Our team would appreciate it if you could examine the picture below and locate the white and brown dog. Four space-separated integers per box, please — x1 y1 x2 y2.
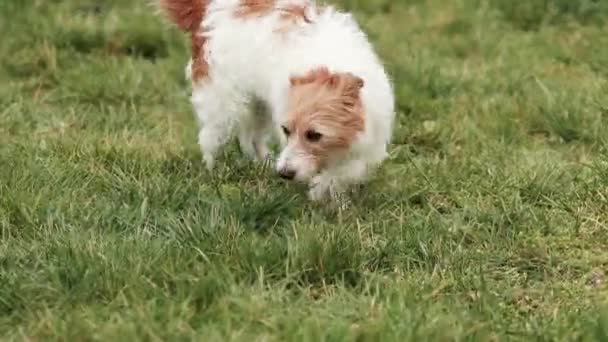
160 0 394 201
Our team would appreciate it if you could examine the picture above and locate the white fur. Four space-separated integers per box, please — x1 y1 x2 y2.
186 0 394 201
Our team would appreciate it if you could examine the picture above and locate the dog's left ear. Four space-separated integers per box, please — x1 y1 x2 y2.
337 73 364 99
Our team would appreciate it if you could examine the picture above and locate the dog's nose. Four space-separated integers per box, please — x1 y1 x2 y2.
278 168 296 180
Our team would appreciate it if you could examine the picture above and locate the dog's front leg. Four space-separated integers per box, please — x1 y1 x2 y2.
308 174 332 202
308 175 353 210
308 159 369 206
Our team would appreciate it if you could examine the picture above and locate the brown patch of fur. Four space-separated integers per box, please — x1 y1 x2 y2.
286 67 365 168
279 4 312 23
235 0 276 18
235 0 315 32
159 0 207 32
191 33 209 82
274 5 313 33
159 0 210 83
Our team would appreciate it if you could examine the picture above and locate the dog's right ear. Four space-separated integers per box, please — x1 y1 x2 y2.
290 67 331 86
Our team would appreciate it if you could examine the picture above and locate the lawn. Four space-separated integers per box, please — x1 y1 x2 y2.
1 0 608 340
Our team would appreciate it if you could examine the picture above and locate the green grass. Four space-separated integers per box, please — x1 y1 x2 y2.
1 0 608 340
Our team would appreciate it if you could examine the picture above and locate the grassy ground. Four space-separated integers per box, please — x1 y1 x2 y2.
1 0 608 340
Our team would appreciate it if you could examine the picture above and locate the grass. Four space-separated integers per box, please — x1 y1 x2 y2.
1 0 608 340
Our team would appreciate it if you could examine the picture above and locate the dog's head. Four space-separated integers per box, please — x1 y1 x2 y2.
276 67 365 181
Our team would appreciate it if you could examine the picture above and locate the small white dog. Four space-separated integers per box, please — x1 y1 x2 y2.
160 0 394 201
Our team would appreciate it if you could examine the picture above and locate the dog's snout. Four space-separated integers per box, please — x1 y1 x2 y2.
278 168 296 180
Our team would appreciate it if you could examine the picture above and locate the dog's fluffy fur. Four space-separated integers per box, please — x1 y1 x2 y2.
160 0 394 201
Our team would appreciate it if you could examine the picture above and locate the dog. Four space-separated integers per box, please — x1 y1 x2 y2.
159 0 395 202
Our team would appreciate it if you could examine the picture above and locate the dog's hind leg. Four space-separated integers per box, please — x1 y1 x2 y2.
237 98 273 162
191 82 245 170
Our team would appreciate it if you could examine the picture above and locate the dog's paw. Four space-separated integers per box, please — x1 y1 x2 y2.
260 153 274 170
331 190 352 211
308 176 329 201
308 177 352 210
203 156 215 171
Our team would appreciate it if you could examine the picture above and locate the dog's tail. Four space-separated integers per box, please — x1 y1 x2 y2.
159 0 208 32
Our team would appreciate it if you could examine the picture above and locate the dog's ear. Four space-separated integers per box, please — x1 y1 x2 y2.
290 67 331 86
340 73 364 98
290 69 364 102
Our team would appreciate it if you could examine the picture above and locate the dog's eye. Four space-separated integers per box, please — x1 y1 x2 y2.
281 125 291 137
305 130 323 142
